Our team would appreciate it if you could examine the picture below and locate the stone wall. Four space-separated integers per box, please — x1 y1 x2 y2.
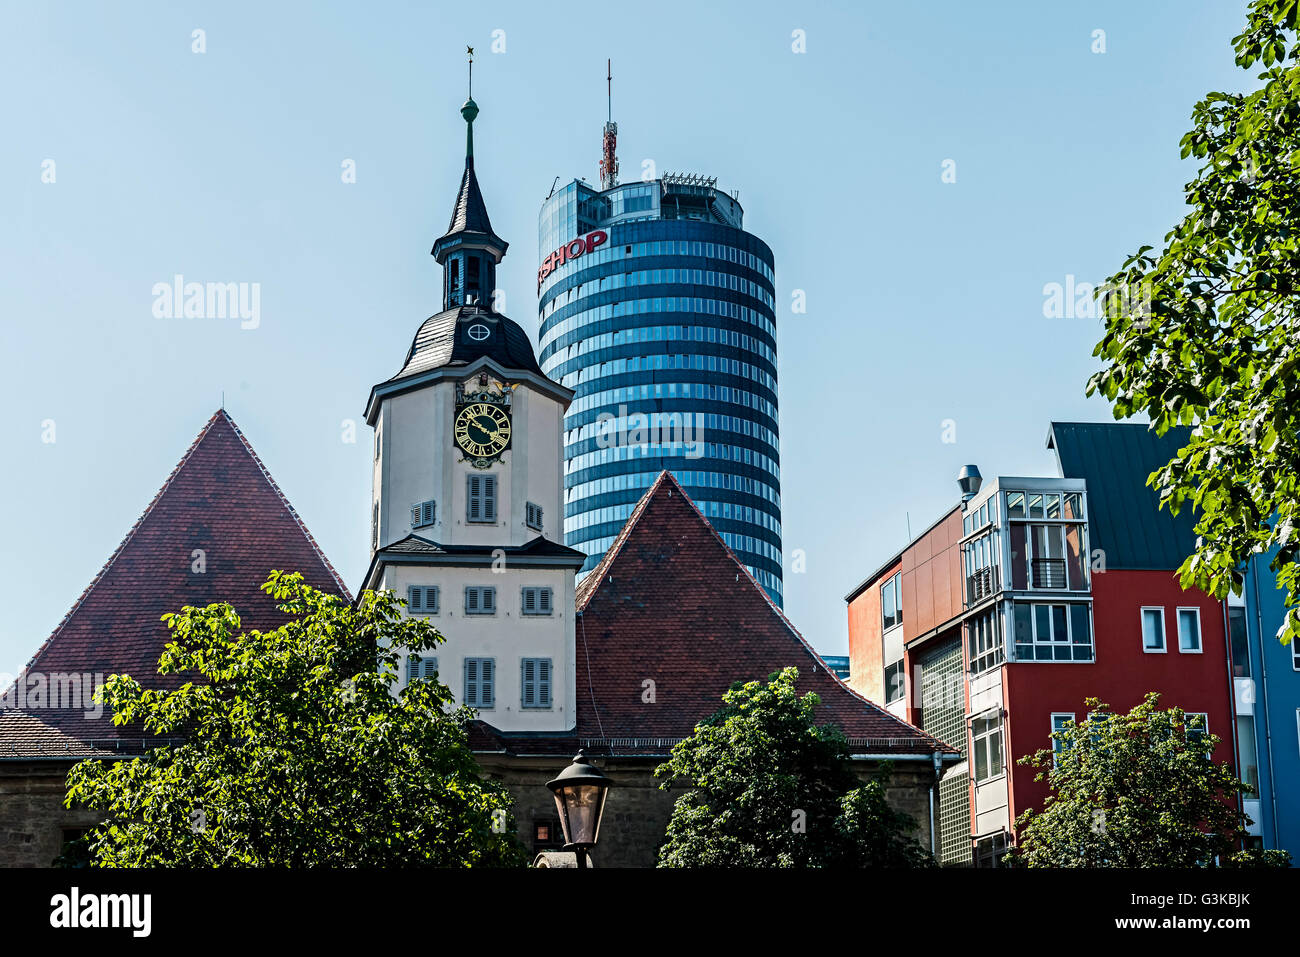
1 754 939 868
0 761 99 868
479 753 938 868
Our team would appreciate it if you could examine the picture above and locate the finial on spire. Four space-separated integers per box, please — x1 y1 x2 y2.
461 45 479 161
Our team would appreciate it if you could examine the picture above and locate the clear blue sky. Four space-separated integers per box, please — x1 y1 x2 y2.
0 1 1253 675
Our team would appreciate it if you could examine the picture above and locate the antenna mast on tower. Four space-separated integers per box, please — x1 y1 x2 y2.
599 59 619 191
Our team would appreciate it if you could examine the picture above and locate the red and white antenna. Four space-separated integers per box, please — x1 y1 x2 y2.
599 59 619 191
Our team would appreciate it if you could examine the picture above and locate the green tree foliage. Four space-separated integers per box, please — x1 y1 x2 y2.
1010 693 1289 868
1087 0 1300 646
654 667 931 868
64 571 525 867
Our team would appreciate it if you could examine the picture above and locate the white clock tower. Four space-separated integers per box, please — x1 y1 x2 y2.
360 90 584 734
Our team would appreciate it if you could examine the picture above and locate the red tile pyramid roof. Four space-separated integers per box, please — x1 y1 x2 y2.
0 410 348 758
571 471 955 755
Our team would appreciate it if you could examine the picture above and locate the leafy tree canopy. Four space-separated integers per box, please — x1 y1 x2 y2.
654 667 931 868
64 571 526 867
1010 693 1289 868
1087 0 1300 646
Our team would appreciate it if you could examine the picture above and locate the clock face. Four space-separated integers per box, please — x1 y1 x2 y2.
454 401 511 461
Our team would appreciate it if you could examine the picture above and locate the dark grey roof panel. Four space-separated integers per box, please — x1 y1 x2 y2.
1048 422 1197 571
392 305 543 380
447 161 495 237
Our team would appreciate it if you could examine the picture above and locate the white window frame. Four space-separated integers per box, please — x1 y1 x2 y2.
1185 712 1210 751
881 572 902 632
971 711 1005 784
1141 606 1167 654
1013 602 1094 662
1050 712 1075 765
884 659 906 704
1176 606 1203 654
968 609 1003 674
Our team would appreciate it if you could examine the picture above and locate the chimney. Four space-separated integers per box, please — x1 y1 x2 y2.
957 464 983 502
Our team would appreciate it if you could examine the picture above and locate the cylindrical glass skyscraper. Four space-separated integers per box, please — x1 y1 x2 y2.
538 175 782 605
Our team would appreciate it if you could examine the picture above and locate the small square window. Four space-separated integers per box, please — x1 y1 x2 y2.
407 585 439 615
465 586 497 615
411 500 436 529
521 587 553 616
406 655 439 684
1007 492 1026 518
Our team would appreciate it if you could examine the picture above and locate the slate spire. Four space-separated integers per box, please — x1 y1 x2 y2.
432 49 507 309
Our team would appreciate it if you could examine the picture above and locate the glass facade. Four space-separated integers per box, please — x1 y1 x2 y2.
538 179 782 604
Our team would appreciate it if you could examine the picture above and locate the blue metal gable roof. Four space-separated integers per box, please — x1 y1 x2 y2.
1047 422 1198 572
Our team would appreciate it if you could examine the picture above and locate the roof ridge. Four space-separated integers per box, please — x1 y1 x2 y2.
18 410 349 681
575 470 673 609
578 470 955 752
658 472 954 750
19 410 227 676
223 415 351 599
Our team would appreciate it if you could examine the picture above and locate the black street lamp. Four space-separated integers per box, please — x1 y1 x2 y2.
545 750 612 869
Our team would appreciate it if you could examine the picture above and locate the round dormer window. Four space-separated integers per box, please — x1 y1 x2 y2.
467 323 490 342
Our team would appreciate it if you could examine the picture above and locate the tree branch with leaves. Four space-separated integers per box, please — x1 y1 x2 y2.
1087 0 1300 647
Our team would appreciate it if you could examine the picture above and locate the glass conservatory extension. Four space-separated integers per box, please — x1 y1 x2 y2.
960 478 1094 670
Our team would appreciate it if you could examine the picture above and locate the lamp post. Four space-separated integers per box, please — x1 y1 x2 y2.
545 750 612 869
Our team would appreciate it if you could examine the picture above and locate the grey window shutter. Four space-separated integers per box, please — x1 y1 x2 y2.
484 476 497 521
539 658 551 707
429 586 439 614
423 501 435 525
522 658 535 707
484 588 495 613
522 588 535 614
406 656 416 684
466 587 478 614
467 476 479 521
411 504 421 527
465 658 478 705
409 586 422 613
482 659 494 707
540 588 552 614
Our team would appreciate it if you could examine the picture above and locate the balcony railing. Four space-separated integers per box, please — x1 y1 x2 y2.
966 564 1000 604
1031 558 1067 589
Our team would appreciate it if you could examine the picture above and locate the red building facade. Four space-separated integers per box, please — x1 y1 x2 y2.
846 422 1238 865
